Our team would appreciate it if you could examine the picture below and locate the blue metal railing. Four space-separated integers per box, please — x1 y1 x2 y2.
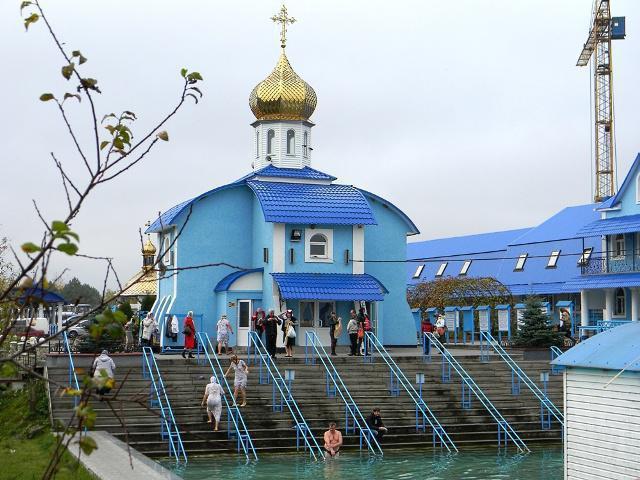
480 332 564 429
426 333 530 452
141 347 188 463
247 332 324 460
196 332 258 460
550 346 565 375
62 331 80 407
363 332 458 452
304 331 383 456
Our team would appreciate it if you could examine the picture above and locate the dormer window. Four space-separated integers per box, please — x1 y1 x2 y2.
435 262 448 277
514 254 527 271
578 247 593 266
547 250 560 268
305 228 333 263
412 265 424 279
459 260 472 276
267 129 275 155
287 129 295 155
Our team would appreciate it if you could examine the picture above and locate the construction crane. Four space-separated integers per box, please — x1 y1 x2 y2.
577 1 625 202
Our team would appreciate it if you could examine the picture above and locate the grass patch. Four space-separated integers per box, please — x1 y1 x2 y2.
0 380 94 479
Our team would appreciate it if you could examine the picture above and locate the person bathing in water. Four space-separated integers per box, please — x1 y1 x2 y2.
323 421 343 458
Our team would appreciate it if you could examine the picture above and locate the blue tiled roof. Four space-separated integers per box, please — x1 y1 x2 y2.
357 189 420 235
214 268 263 292
552 321 640 371
17 287 65 304
577 213 640 237
509 204 599 244
147 198 193 233
248 181 376 225
252 165 336 181
508 282 569 295
271 273 388 301
563 273 640 290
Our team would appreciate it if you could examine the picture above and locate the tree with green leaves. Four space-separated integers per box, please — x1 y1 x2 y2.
512 297 564 348
117 301 133 320
408 276 512 312
60 277 101 306
140 295 155 312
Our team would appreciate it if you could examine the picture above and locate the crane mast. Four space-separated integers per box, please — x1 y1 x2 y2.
577 1 625 203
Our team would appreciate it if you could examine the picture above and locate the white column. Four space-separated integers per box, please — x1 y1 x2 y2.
580 290 590 326
604 288 615 321
631 288 640 322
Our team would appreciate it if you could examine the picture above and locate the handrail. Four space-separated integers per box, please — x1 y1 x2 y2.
550 346 565 375
480 332 564 427
305 331 383 456
141 347 188 463
364 332 458 452
196 332 258 460
426 333 530 453
62 331 80 407
247 332 324 460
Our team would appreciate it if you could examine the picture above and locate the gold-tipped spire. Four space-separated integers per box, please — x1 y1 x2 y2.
249 5 317 121
271 4 296 49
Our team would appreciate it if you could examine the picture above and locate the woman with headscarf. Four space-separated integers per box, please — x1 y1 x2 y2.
200 376 224 431
141 312 157 347
182 310 196 359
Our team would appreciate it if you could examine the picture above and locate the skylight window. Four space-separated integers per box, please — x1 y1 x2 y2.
578 247 593 266
547 250 561 268
460 260 472 276
412 264 424 279
435 262 448 277
514 254 528 271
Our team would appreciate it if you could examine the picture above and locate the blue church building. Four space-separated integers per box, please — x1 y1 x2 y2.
146 30 419 349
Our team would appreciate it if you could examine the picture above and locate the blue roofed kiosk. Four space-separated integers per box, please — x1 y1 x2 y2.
145 9 418 349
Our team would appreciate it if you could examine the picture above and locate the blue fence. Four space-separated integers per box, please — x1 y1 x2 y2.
196 332 258 460
480 332 564 430
305 331 383 456
141 347 188 463
62 331 80 407
363 332 458 452
247 332 324 460
425 333 530 452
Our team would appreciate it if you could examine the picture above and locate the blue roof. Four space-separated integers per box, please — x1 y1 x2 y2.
214 268 263 292
271 273 388 301
147 198 193 233
509 204 598 245
248 181 377 225
17 287 66 304
357 188 420 235
563 273 640 290
552 321 640 371
253 165 336 181
508 282 569 295
577 213 640 237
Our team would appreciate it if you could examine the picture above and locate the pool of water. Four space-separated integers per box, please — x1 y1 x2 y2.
161 446 563 480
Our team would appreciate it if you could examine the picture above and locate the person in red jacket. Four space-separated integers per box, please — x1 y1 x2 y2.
182 310 196 359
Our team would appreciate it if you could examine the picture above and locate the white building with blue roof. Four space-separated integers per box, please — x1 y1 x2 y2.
552 322 640 479
145 15 418 349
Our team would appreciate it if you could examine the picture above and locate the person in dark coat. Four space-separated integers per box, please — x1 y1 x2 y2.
366 408 388 441
264 310 281 358
252 308 266 343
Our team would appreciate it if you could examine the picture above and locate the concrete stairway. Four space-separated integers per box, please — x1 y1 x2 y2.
46 347 563 458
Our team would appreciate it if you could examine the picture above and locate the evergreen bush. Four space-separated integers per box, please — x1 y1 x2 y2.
513 297 564 348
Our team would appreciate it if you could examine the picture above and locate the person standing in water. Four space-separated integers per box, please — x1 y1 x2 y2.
201 376 224 431
323 421 343 458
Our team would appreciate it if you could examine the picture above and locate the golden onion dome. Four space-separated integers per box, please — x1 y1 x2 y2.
249 49 317 121
142 236 156 256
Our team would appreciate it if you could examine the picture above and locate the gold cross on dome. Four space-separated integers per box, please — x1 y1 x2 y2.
271 4 296 48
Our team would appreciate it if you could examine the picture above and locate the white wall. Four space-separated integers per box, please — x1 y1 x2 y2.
564 368 640 479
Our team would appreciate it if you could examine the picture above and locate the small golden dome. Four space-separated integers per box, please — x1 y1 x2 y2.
142 236 156 256
249 49 317 121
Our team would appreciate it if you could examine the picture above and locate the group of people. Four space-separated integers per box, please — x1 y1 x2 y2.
251 308 297 358
346 308 373 356
323 408 387 458
200 354 249 431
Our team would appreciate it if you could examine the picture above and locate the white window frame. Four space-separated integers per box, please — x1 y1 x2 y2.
614 288 626 317
305 228 333 263
636 173 640 204
255 131 260 158
299 300 336 328
412 264 424 279
514 253 528 271
435 262 448 277
459 260 472 276
578 247 593 266
610 234 625 259
303 131 309 157
547 250 561 268
267 129 275 155
163 236 172 266
286 129 295 155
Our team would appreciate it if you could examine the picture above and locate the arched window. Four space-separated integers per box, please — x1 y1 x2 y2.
287 129 295 155
255 131 260 158
303 131 308 157
309 233 328 258
615 288 626 316
267 129 275 155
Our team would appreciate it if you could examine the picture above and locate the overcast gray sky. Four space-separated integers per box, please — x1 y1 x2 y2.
1 0 639 290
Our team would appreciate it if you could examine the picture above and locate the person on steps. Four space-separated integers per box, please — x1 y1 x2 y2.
182 311 196 359
282 311 297 358
217 314 233 355
264 310 281 358
323 421 343 458
201 376 224 431
366 407 388 441
329 312 340 356
141 312 157 348
225 355 249 407
92 350 116 399
347 313 359 356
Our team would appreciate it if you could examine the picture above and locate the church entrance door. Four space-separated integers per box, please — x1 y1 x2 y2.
298 300 333 346
236 300 252 347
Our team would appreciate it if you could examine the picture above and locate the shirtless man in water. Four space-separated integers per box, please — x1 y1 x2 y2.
323 422 343 458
